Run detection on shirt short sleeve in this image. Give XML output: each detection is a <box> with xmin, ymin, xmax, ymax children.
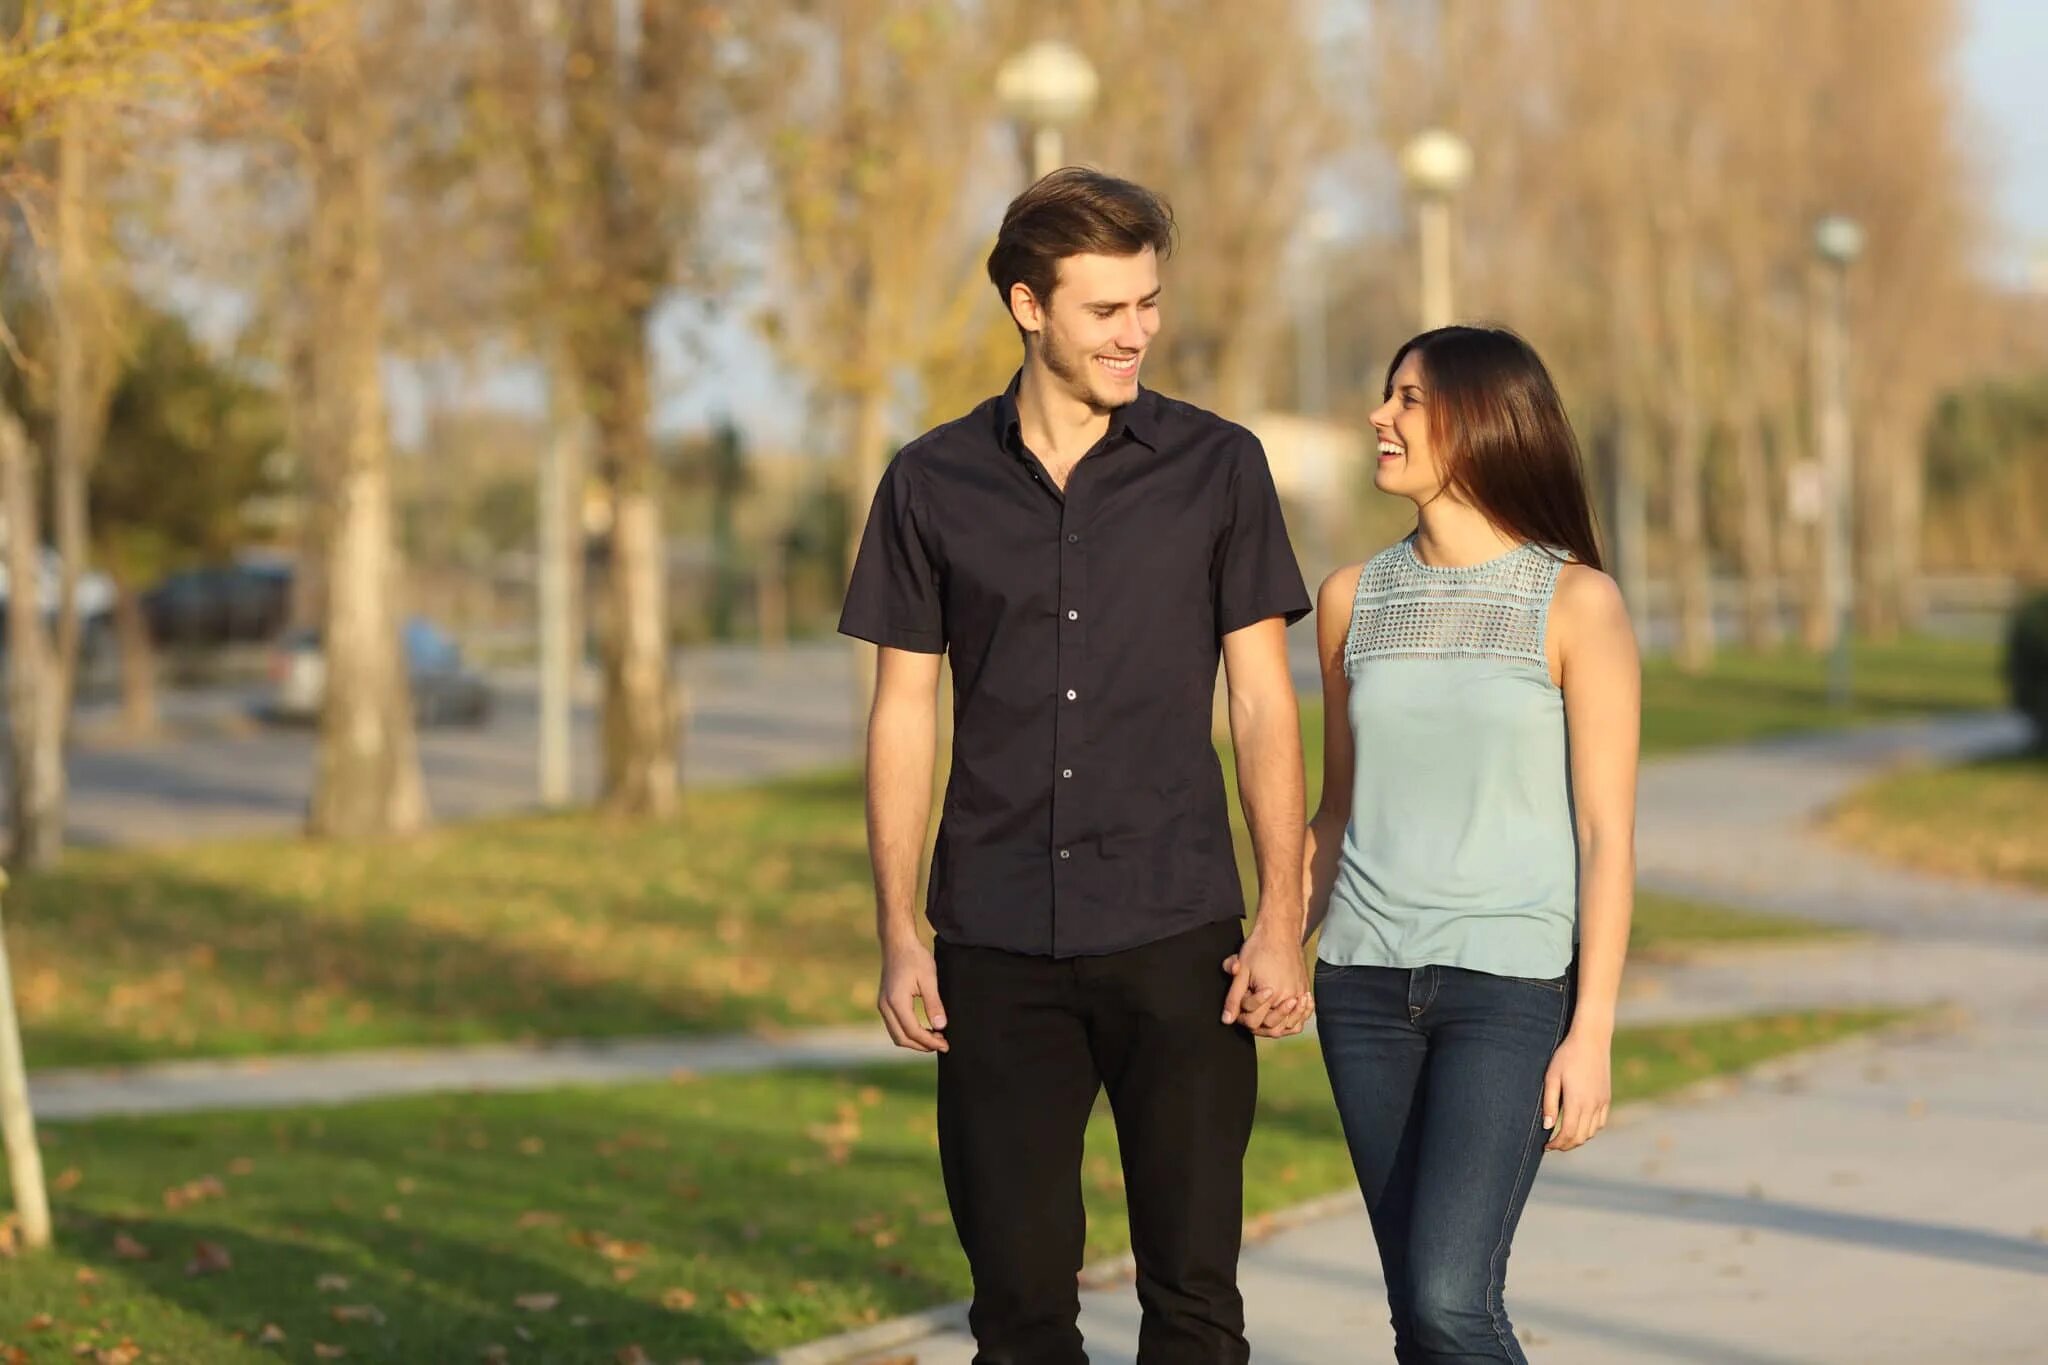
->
<box><xmin>1215</xmin><ymin>434</ymin><xmax>1312</xmax><ymax>637</ymax></box>
<box><xmin>838</xmin><ymin>455</ymin><xmax>946</xmax><ymax>653</ymax></box>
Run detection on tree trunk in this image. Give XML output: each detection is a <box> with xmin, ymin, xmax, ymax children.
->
<box><xmin>1854</xmin><ymin>427</ymin><xmax>1899</xmax><ymax>642</ymax></box>
<box><xmin>1732</xmin><ymin>404</ymin><xmax>1782</xmax><ymax>650</ymax></box>
<box><xmin>0</xmin><ymin>875</ymin><xmax>52</xmax><ymax>1253</ymax></box>
<box><xmin>52</xmin><ymin>101</ymin><xmax>95</xmax><ymax>712</ymax></box>
<box><xmin>1891</xmin><ymin>424</ymin><xmax>1926</xmax><ymax>633</ymax></box>
<box><xmin>300</xmin><ymin>4</ymin><xmax>426</xmax><ymax>840</ymax></box>
<box><xmin>285</xmin><ymin>332</ymin><xmax>329</xmax><ymax>632</ymax></box>
<box><xmin>1604</xmin><ymin>407</ymin><xmax>1651</xmax><ymax>613</ymax></box>
<box><xmin>757</xmin><ymin>537</ymin><xmax>787</xmax><ymax>654</ymax></box>
<box><xmin>589</xmin><ymin>337</ymin><xmax>676</xmax><ymax>818</ymax></box>
<box><xmin>1661</xmin><ymin>236</ymin><xmax>1713</xmax><ymax>671</ymax></box>
<box><xmin>0</xmin><ymin>410</ymin><xmax>66</xmax><ymax>870</ymax></box>
<box><xmin>537</xmin><ymin>348</ymin><xmax>582</xmax><ymax>809</ymax></box>
<box><xmin>108</xmin><ymin>569</ymin><xmax>159</xmax><ymax>739</ymax></box>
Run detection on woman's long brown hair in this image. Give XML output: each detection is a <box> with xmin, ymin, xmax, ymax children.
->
<box><xmin>1387</xmin><ymin>326</ymin><xmax>1605</xmax><ymax>571</ymax></box>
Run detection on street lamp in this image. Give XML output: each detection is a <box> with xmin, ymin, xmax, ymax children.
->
<box><xmin>996</xmin><ymin>39</ymin><xmax>1099</xmax><ymax>183</ymax></box>
<box><xmin>1813</xmin><ymin>213</ymin><xmax>1864</xmax><ymax>709</ymax></box>
<box><xmin>1400</xmin><ymin>129</ymin><xmax>1473</xmax><ymax>331</ymax></box>
<box><xmin>1296</xmin><ymin>209</ymin><xmax>1342</xmax><ymax>417</ymax></box>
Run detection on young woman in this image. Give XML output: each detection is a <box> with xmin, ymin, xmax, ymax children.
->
<box><xmin>1306</xmin><ymin>326</ymin><xmax>1640</xmax><ymax>1362</ymax></box>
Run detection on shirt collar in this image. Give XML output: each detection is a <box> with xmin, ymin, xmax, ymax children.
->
<box><xmin>994</xmin><ymin>370</ymin><xmax>1159</xmax><ymax>459</ymax></box>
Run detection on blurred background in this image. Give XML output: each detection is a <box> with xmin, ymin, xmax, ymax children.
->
<box><xmin>0</xmin><ymin>2</ymin><xmax>2045</xmax><ymax>1361</ymax></box>
<box><xmin>0</xmin><ymin>0</ymin><xmax>2042</xmax><ymax>850</ymax></box>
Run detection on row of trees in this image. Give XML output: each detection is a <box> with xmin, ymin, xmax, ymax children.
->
<box><xmin>1361</xmin><ymin>0</ymin><xmax>1996</xmax><ymax>667</ymax></box>
<box><xmin>0</xmin><ymin>0</ymin><xmax>2029</xmax><ymax>866</ymax></box>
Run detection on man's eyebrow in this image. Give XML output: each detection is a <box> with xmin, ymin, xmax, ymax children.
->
<box><xmin>1083</xmin><ymin>290</ymin><xmax>1161</xmax><ymax>308</ymax></box>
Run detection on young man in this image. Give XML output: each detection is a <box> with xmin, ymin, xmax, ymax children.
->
<box><xmin>838</xmin><ymin>167</ymin><xmax>1313</xmax><ymax>1364</ymax></box>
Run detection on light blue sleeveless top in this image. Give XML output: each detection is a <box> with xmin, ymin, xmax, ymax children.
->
<box><xmin>1316</xmin><ymin>535</ymin><xmax>1578</xmax><ymax>978</ymax></box>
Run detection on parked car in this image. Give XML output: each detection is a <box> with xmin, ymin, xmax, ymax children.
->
<box><xmin>0</xmin><ymin>542</ymin><xmax>117</xmax><ymax>671</ymax></box>
<box><xmin>266</xmin><ymin>617</ymin><xmax>492</xmax><ymax>726</ymax></box>
<box><xmin>143</xmin><ymin>560</ymin><xmax>294</xmax><ymax>648</ymax></box>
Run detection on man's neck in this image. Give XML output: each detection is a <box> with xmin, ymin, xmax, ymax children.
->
<box><xmin>1015</xmin><ymin>360</ymin><xmax>1113</xmax><ymax>470</ymax></box>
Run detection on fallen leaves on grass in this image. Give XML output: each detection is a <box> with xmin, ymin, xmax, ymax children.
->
<box><xmin>258</xmin><ymin>1325</ymin><xmax>287</xmax><ymax>1344</ymax></box>
<box><xmin>52</xmin><ymin>1168</ymin><xmax>83</xmax><ymax>1193</ymax></box>
<box><xmin>661</xmin><ymin>1288</ymin><xmax>697</xmax><ymax>1311</ymax></box>
<box><xmin>184</xmin><ymin>1241</ymin><xmax>233</xmax><ymax>1277</ymax></box>
<box><xmin>317</xmin><ymin>1273</ymin><xmax>351</xmax><ymax>1293</ymax></box>
<box><xmin>162</xmin><ymin>1174</ymin><xmax>228</xmax><ymax>1210</ymax></box>
<box><xmin>513</xmin><ymin>1293</ymin><xmax>559</xmax><ymax>1313</ymax></box>
<box><xmin>330</xmin><ymin>1305</ymin><xmax>385</xmax><ymax>1325</ymax></box>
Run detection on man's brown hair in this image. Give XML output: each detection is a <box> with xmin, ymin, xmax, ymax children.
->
<box><xmin>986</xmin><ymin>167</ymin><xmax>1176</xmax><ymax>325</ymax></box>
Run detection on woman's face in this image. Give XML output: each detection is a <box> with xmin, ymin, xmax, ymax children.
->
<box><xmin>1368</xmin><ymin>350</ymin><xmax>1445</xmax><ymax>503</ymax></box>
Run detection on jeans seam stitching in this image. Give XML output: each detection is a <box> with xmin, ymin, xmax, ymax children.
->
<box><xmin>1483</xmin><ymin>989</ymin><xmax>1569</xmax><ymax>1362</ymax></box>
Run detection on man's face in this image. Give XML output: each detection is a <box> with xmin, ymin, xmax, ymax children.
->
<box><xmin>1013</xmin><ymin>247</ymin><xmax>1161</xmax><ymax>410</ymax></box>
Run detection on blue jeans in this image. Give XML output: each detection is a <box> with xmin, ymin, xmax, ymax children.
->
<box><xmin>1315</xmin><ymin>960</ymin><xmax>1575</xmax><ymax>1364</ymax></box>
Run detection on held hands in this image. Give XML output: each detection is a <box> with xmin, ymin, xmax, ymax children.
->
<box><xmin>1220</xmin><ymin>924</ymin><xmax>1314</xmax><ymax>1038</ymax></box>
<box><xmin>1541</xmin><ymin>1027</ymin><xmax>1611</xmax><ymax>1151</ymax></box>
<box><xmin>878</xmin><ymin>938</ymin><xmax>949</xmax><ymax>1053</ymax></box>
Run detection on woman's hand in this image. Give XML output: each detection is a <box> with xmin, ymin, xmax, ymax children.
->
<box><xmin>1541</xmin><ymin>1027</ymin><xmax>1611</xmax><ymax>1151</ymax></box>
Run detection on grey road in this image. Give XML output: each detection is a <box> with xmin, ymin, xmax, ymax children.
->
<box><xmin>14</xmin><ymin>633</ymin><xmax>1327</xmax><ymax>851</ymax></box>
<box><xmin>40</xmin><ymin>642</ymin><xmax>866</xmax><ymax>849</ymax></box>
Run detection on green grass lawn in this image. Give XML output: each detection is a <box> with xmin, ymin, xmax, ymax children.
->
<box><xmin>1635</xmin><ymin>636</ymin><xmax>2003</xmax><ymax>754</ymax></box>
<box><xmin>1828</xmin><ymin>750</ymin><xmax>2048</xmax><ymax>890</ymax></box>
<box><xmin>11</xmin><ymin>638</ymin><xmax>1972</xmax><ymax>1071</ymax></box>
<box><xmin>0</xmin><ymin>1007</ymin><xmax>1901</xmax><ymax>1364</ymax></box>
<box><xmin>4</xmin><ymin>765</ymin><xmax>1835</xmax><ymax>1072</ymax></box>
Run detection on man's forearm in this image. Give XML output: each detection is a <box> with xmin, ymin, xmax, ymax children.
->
<box><xmin>867</xmin><ymin>697</ymin><xmax>937</xmax><ymax>949</ymax></box>
<box><xmin>1231</xmin><ymin>696</ymin><xmax>1306</xmax><ymax>937</ymax></box>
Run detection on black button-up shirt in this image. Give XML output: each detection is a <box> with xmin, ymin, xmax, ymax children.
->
<box><xmin>839</xmin><ymin>376</ymin><xmax>1311</xmax><ymax>958</ymax></box>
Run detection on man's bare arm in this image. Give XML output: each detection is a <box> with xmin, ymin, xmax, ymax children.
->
<box><xmin>868</xmin><ymin>645</ymin><xmax>949</xmax><ymax>1052</ymax></box>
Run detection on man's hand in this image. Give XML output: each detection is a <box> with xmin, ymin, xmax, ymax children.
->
<box><xmin>878</xmin><ymin>938</ymin><xmax>949</xmax><ymax>1052</ymax></box>
<box><xmin>1221</xmin><ymin>923</ymin><xmax>1313</xmax><ymax>1037</ymax></box>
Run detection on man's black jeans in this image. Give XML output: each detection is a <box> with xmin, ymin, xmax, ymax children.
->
<box><xmin>935</xmin><ymin>918</ymin><xmax>1257</xmax><ymax>1364</ymax></box>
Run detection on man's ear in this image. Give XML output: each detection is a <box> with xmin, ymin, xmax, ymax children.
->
<box><xmin>1008</xmin><ymin>281</ymin><xmax>1044</xmax><ymax>337</ymax></box>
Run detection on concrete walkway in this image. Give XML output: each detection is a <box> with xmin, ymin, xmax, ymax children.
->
<box><xmin>791</xmin><ymin>713</ymin><xmax>2048</xmax><ymax>1365</ymax></box>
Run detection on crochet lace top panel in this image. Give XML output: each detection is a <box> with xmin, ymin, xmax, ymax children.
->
<box><xmin>1343</xmin><ymin>535</ymin><xmax>1567</xmax><ymax>677</ymax></box>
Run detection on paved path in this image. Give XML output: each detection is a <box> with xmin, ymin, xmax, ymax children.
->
<box><xmin>795</xmin><ymin>713</ymin><xmax>2048</xmax><ymax>1365</ymax></box>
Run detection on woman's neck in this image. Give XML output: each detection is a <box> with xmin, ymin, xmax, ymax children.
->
<box><xmin>1411</xmin><ymin>495</ymin><xmax>1523</xmax><ymax>568</ymax></box>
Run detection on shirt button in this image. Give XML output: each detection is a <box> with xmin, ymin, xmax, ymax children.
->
<box><xmin>1062</xmin><ymin>768</ymin><xmax>1073</xmax><ymax>778</ymax></box>
<box><xmin>1065</xmin><ymin>689</ymin><xmax>1077</xmax><ymax>701</ymax></box>
<box><xmin>1059</xmin><ymin>849</ymin><xmax>1071</xmax><ymax>859</ymax></box>
<box><xmin>1066</xmin><ymin>609</ymin><xmax>1078</xmax><ymax>621</ymax></box>
<box><xmin>1067</xmin><ymin>533</ymin><xmax>1079</xmax><ymax>543</ymax></box>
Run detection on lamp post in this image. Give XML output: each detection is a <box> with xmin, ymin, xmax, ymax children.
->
<box><xmin>996</xmin><ymin>40</ymin><xmax>1099</xmax><ymax>183</ymax></box>
<box><xmin>1297</xmin><ymin>209</ymin><xmax>1342</xmax><ymax>417</ymax></box>
<box><xmin>1400</xmin><ymin>129</ymin><xmax>1473</xmax><ymax>331</ymax></box>
<box><xmin>1813</xmin><ymin>213</ymin><xmax>1864</xmax><ymax>709</ymax></box>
